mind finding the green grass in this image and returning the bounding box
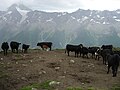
[66,87,105,90]
[113,47,120,51]
[20,80,55,90]
[66,87,83,90]
[110,84,120,90]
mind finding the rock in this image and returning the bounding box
[70,60,75,63]
[22,64,27,67]
[49,81,60,86]
[81,83,84,85]
[1,58,3,60]
[42,71,46,74]
[21,77,27,81]
[38,72,42,75]
[59,76,65,79]
[16,62,18,64]
[55,67,60,71]
[32,88,38,90]
[30,60,33,63]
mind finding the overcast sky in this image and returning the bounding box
[0,0,120,12]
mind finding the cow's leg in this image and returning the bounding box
[86,54,89,59]
[107,65,110,74]
[103,57,105,64]
[16,49,18,53]
[75,52,76,57]
[5,49,7,55]
[3,50,5,55]
[67,51,69,56]
[79,52,81,57]
[112,66,116,77]
[77,52,79,57]
[12,49,13,53]
[113,66,118,77]
[82,54,84,58]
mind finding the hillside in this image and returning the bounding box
[0,49,120,90]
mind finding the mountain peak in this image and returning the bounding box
[7,3,32,11]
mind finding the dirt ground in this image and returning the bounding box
[0,49,120,90]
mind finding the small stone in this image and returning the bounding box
[55,67,60,71]
[30,60,33,62]
[42,71,46,74]
[70,60,75,63]
[21,77,27,81]
[1,58,3,60]
[32,88,37,90]
[16,62,18,64]
[81,83,84,85]
[38,72,42,75]
[22,64,27,67]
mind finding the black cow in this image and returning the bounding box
[1,42,9,55]
[37,42,52,51]
[80,46,89,58]
[95,48,102,60]
[10,41,21,53]
[88,47,100,59]
[107,54,120,77]
[101,45,113,50]
[113,50,120,56]
[65,44,82,57]
[22,44,30,53]
[101,49,113,65]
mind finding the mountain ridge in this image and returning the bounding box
[0,4,120,48]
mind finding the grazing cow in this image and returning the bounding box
[10,41,21,53]
[37,42,52,51]
[80,46,89,58]
[1,42,9,55]
[88,47,100,58]
[65,44,82,57]
[113,50,120,56]
[107,54,120,77]
[95,48,102,60]
[101,49,113,65]
[101,45,113,50]
[22,44,30,53]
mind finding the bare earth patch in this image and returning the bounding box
[0,49,120,90]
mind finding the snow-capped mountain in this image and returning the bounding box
[0,4,120,48]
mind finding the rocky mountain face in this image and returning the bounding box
[0,4,120,48]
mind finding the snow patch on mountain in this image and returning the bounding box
[46,18,53,22]
[117,11,120,14]
[97,15,100,18]
[103,22,109,24]
[115,19,120,22]
[82,16,88,21]
[7,11,12,14]
[71,16,76,19]
[113,16,117,18]
[16,7,29,23]
[89,12,92,16]
[77,19,81,22]
[57,14,61,17]
[101,17,105,20]
[62,12,67,15]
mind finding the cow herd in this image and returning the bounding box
[0,41,120,77]
[65,44,120,77]
[1,41,52,55]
